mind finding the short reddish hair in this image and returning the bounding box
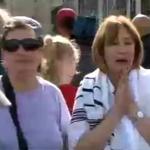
[92,15,143,73]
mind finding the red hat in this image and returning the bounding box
[56,8,77,22]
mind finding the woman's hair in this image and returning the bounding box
[42,34,80,85]
[92,15,143,73]
[2,19,34,41]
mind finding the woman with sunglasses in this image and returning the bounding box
[0,19,70,150]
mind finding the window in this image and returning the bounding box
[103,0,127,17]
[130,0,136,18]
[142,0,150,15]
[78,0,98,17]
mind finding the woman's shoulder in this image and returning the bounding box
[84,69,99,78]
[37,76,61,94]
[80,69,99,84]
[137,68,150,116]
[138,68,150,94]
[139,67,150,81]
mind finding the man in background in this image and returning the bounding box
[132,14,150,68]
[0,9,11,75]
[56,7,77,40]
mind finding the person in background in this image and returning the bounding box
[132,14,150,68]
[0,9,11,33]
[0,9,12,107]
[56,7,86,88]
[56,8,77,40]
[0,9,11,75]
[68,15,150,150]
[42,35,80,113]
[0,18,70,149]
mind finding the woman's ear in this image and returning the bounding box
[44,34,53,45]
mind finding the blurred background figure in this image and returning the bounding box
[56,7,77,40]
[0,9,11,33]
[132,14,150,68]
[42,35,80,113]
[0,9,11,75]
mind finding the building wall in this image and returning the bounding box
[63,0,98,17]
[4,0,63,34]
[63,0,78,12]
[1,0,149,34]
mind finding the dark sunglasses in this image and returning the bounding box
[2,38,43,52]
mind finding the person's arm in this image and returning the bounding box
[75,107,123,150]
[128,103,150,144]
[135,117,150,144]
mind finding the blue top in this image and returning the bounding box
[0,76,70,150]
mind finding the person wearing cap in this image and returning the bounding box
[56,8,77,40]
[0,18,70,149]
[132,14,150,68]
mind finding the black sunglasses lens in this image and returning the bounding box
[2,38,43,52]
[3,40,19,52]
[22,38,43,51]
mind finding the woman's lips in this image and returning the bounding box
[116,59,128,62]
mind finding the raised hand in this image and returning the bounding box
[114,67,134,117]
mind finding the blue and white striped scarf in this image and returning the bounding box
[70,68,150,150]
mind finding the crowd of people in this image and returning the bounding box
[0,6,149,150]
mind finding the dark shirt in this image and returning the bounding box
[142,34,150,68]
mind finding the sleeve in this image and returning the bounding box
[68,84,90,150]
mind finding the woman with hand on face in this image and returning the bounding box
[0,19,70,150]
[68,15,150,150]
[42,35,80,113]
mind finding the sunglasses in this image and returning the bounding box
[2,38,43,52]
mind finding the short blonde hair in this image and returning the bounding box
[42,35,80,85]
[92,15,143,73]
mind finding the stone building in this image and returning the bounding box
[0,0,149,33]
[63,0,150,20]
[0,0,63,33]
